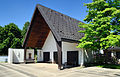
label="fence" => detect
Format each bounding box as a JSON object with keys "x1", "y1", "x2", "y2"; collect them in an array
[{"x1": 0, "y1": 56, "x2": 8, "y2": 62}]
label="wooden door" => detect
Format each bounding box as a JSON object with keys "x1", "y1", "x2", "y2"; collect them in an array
[
  {"x1": 67, "y1": 51, "x2": 78, "y2": 66},
  {"x1": 43, "y1": 52, "x2": 50, "y2": 62}
]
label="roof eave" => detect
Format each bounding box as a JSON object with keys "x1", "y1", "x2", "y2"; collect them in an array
[{"x1": 22, "y1": 6, "x2": 38, "y2": 48}]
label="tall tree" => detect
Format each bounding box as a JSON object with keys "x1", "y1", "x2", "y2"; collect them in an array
[
  {"x1": 78, "y1": 0, "x2": 120, "y2": 51},
  {"x1": 21, "y1": 21, "x2": 30, "y2": 43},
  {"x1": 0, "y1": 23, "x2": 22, "y2": 55},
  {"x1": 0, "y1": 26, "x2": 3, "y2": 43}
]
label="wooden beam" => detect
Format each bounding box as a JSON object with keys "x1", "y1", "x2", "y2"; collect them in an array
[
  {"x1": 24, "y1": 47, "x2": 27, "y2": 64},
  {"x1": 56, "y1": 41, "x2": 62, "y2": 70}
]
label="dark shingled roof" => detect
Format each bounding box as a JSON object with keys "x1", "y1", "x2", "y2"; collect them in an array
[
  {"x1": 37, "y1": 4, "x2": 84, "y2": 41},
  {"x1": 23, "y1": 4, "x2": 84, "y2": 48}
]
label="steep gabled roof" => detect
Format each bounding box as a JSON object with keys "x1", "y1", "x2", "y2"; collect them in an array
[{"x1": 23, "y1": 4, "x2": 84, "y2": 48}]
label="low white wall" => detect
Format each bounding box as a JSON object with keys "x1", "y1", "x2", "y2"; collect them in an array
[
  {"x1": 13, "y1": 49, "x2": 24, "y2": 63},
  {"x1": 8, "y1": 48, "x2": 13, "y2": 64},
  {"x1": 26, "y1": 49, "x2": 34, "y2": 59},
  {"x1": 8, "y1": 48, "x2": 34, "y2": 63},
  {"x1": 8, "y1": 48, "x2": 24, "y2": 63},
  {"x1": 62, "y1": 41, "x2": 84, "y2": 66},
  {"x1": 37, "y1": 50, "x2": 43, "y2": 61}
]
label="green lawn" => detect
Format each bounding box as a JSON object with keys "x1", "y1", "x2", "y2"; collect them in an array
[{"x1": 96, "y1": 64, "x2": 120, "y2": 69}]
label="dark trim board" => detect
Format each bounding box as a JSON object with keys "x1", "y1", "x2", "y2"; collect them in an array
[
  {"x1": 61, "y1": 38, "x2": 80, "y2": 43},
  {"x1": 67, "y1": 51, "x2": 79, "y2": 66},
  {"x1": 56, "y1": 41, "x2": 62, "y2": 69}
]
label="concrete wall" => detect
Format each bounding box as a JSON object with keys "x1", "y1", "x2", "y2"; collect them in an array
[
  {"x1": 37, "y1": 31, "x2": 93, "y2": 65},
  {"x1": 37, "y1": 50, "x2": 43, "y2": 62},
  {"x1": 26, "y1": 49, "x2": 34, "y2": 60},
  {"x1": 41, "y1": 31, "x2": 57, "y2": 62},
  {"x1": 8, "y1": 48, "x2": 24, "y2": 63},
  {"x1": 62, "y1": 41, "x2": 84, "y2": 66},
  {"x1": 8, "y1": 48, "x2": 34, "y2": 63},
  {"x1": 42, "y1": 31, "x2": 57, "y2": 51},
  {"x1": 13, "y1": 49, "x2": 24, "y2": 63},
  {"x1": 8, "y1": 48, "x2": 13, "y2": 64}
]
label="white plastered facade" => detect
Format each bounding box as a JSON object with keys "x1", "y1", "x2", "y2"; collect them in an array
[
  {"x1": 37, "y1": 31, "x2": 84, "y2": 66},
  {"x1": 62, "y1": 42, "x2": 84, "y2": 66},
  {"x1": 37, "y1": 31, "x2": 57, "y2": 62}
]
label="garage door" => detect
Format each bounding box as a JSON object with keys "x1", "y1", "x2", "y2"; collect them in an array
[
  {"x1": 67, "y1": 51, "x2": 78, "y2": 66},
  {"x1": 43, "y1": 52, "x2": 50, "y2": 62}
]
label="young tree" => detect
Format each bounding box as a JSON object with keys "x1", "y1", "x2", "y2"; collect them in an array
[{"x1": 78, "y1": 0, "x2": 120, "y2": 51}]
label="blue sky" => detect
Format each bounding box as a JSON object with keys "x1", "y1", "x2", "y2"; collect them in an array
[{"x1": 0, "y1": 0, "x2": 92, "y2": 30}]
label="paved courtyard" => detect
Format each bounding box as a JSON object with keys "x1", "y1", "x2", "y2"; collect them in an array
[{"x1": 0, "y1": 63, "x2": 120, "y2": 77}]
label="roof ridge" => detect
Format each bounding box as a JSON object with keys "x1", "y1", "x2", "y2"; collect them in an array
[
  {"x1": 37, "y1": 4, "x2": 61, "y2": 41},
  {"x1": 36, "y1": 4, "x2": 82, "y2": 23},
  {"x1": 36, "y1": 4, "x2": 84, "y2": 41}
]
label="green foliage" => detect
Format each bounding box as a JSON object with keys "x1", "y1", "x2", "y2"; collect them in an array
[
  {"x1": 0, "y1": 23, "x2": 22, "y2": 55},
  {"x1": 21, "y1": 21, "x2": 30, "y2": 43},
  {"x1": 97, "y1": 64, "x2": 120, "y2": 69},
  {"x1": 0, "y1": 22, "x2": 29, "y2": 55},
  {"x1": 78, "y1": 0, "x2": 120, "y2": 50},
  {"x1": 11, "y1": 38, "x2": 22, "y2": 48}
]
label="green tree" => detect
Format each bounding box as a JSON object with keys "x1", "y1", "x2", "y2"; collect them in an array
[
  {"x1": 21, "y1": 21, "x2": 30, "y2": 43},
  {"x1": 0, "y1": 23, "x2": 22, "y2": 55},
  {"x1": 78, "y1": 0, "x2": 120, "y2": 51},
  {"x1": 0, "y1": 26, "x2": 3, "y2": 43}
]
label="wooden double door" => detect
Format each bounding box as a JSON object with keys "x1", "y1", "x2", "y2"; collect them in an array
[{"x1": 43, "y1": 52, "x2": 58, "y2": 63}]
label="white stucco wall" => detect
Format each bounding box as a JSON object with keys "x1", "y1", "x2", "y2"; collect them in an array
[
  {"x1": 37, "y1": 50, "x2": 43, "y2": 61},
  {"x1": 8, "y1": 48, "x2": 13, "y2": 64},
  {"x1": 13, "y1": 49, "x2": 24, "y2": 63},
  {"x1": 26, "y1": 49, "x2": 34, "y2": 60},
  {"x1": 42, "y1": 31, "x2": 57, "y2": 51},
  {"x1": 8, "y1": 48, "x2": 34, "y2": 63},
  {"x1": 8, "y1": 48, "x2": 24, "y2": 63},
  {"x1": 62, "y1": 41, "x2": 84, "y2": 66},
  {"x1": 38, "y1": 31, "x2": 85, "y2": 65},
  {"x1": 41, "y1": 31, "x2": 57, "y2": 62}
]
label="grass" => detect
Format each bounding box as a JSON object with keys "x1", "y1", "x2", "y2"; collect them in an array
[
  {"x1": 0, "y1": 62, "x2": 7, "y2": 63},
  {"x1": 96, "y1": 64, "x2": 120, "y2": 69}
]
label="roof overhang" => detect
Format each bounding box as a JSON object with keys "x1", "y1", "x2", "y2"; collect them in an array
[
  {"x1": 23, "y1": 6, "x2": 50, "y2": 48},
  {"x1": 23, "y1": 4, "x2": 84, "y2": 48},
  {"x1": 61, "y1": 38, "x2": 79, "y2": 43}
]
